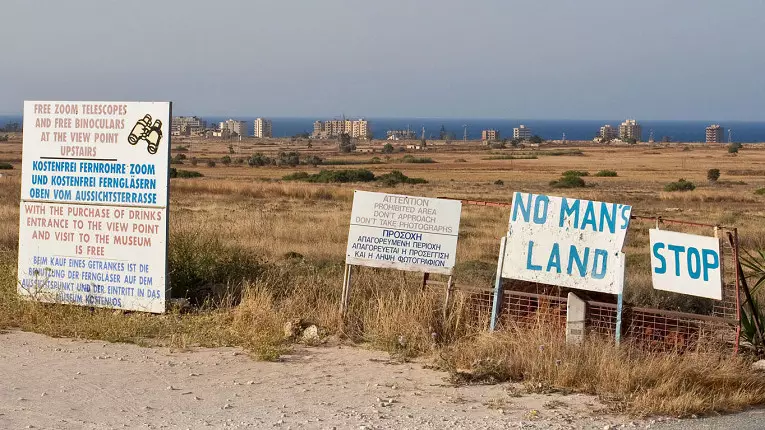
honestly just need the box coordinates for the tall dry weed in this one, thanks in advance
[439,325,765,416]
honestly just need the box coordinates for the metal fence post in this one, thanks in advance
[615,293,623,345]
[490,236,508,331]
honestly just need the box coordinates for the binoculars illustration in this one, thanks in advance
[128,114,163,154]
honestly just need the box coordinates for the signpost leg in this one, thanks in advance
[340,264,352,316]
[615,293,623,345]
[421,272,430,291]
[490,237,508,332]
[443,275,454,321]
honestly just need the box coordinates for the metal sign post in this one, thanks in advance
[490,237,508,331]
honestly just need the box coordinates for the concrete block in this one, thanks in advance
[566,292,586,344]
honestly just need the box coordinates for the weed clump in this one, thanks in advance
[0,162,12,170]
[562,170,589,177]
[283,169,426,186]
[550,175,586,188]
[169,168,203,178]
[168,230,262,305]
[664,179,696,192]
[594,170,618,177]
[401,155,436,163]
[755,188,765,195]
[283,169,375,183]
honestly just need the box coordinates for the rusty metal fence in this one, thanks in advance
[427,199,743,353]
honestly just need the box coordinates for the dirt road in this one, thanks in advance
[1,330,664,429]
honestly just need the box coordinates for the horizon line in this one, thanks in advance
[0,112,763,124]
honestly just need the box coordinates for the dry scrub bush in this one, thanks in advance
[230,283,286,360]
[438,325,765,416]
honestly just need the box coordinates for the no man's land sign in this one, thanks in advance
[345,190,462,275]
[17,101,171,313]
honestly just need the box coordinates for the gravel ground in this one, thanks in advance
[0,330,692,429]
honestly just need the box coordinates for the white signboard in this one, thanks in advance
[17,101,171,313]
[649,229,722,300]
[346,191,462,275]
[502,192,632,294]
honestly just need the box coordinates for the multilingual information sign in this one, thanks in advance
[17,101,171,313]
[502,192,632,294]
[649,229,722,300]
[346,191,462,275]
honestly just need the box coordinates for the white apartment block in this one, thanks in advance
[599,124,617,140]
[219,119,247,137]
[513,124,532,140]
[254,118,272,138]
[171,116,206,136]
[312,119,370,139]
[618,119,642,141]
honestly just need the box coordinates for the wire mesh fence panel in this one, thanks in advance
[499,290,567,329]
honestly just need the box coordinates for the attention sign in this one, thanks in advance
[345,191,462,275]
[502,192,631,294]
[17,101,171,313]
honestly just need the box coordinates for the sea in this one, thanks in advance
[2,115,764,143]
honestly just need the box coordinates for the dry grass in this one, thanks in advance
[2,143,765,415]
[439,325,765,416]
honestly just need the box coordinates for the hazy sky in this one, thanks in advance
[2,0,764,120]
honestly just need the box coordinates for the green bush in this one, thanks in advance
[707,168,720,182]
[0,135,9,142]
[168,230,262,305]
[755,188,765,195]
[283,169,376,183]
[221,155,232,165]
[401,155,435,163]
[169,168,204,178]
[248,153,273,167]
[594,170,618,177]
[376,170,427,186]
[728,143,742,154]
[0,162,14,170]
[550,175,586,188]
[562,170,589,177]
[494,179,504,185]
[174,145,189,152]
[664,179,696,192]
[283,169,427,186]
[206,160,216,168]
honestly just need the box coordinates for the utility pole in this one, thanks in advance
[463,124,468,142]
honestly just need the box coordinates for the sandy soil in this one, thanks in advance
[0,330,666,430]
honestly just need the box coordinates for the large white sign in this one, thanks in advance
[17,101,171,313]
[502,192,632,294]
[346,191,462,275]
[649,229,722,300]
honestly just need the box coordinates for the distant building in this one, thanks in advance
[482,129,500,141]
[312,119,370,139]
[171,116,206,136]
[706,124,723,144]
[219,119,247,137]
[254,118,272,138]
[386,129,416,140]
[598,125,617,141]
[513,125,532,140]
[619,119,642,141]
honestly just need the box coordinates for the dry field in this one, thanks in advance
[2,135,765,416]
